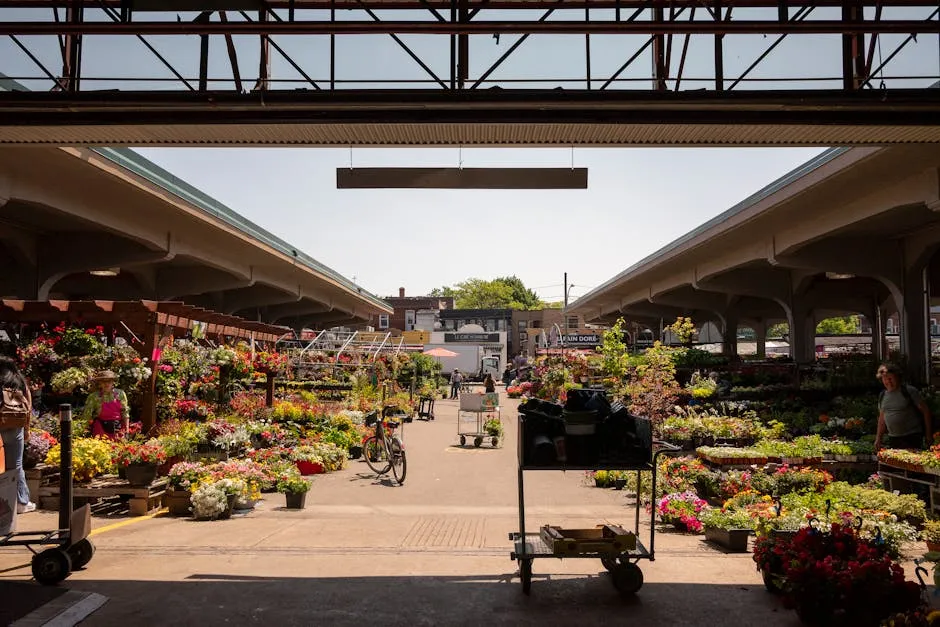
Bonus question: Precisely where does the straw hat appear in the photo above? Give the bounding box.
[92,370,118,383]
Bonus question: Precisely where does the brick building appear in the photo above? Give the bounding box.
[380,287,453,335]
[511,309,590,356]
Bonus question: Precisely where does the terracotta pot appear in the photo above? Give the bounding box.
[926,540,940,552]
[165,489,192,516]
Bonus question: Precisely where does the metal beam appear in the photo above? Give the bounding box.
[5,0,935,8]
[3,19,940,35]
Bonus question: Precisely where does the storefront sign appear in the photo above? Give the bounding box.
[563,334,600,346]
[444,333,500,343]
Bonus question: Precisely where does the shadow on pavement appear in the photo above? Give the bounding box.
[62,574,800,627]
[0,580,68,625]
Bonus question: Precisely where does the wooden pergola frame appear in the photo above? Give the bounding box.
[0,299,291,431]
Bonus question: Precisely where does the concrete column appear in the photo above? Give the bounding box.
[901,264,930,384]
[788,301,816,363]
[753,320,767,359]
[722,314,739,358]
[870,305,885,362]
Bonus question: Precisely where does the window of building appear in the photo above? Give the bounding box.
[405,310,416,331]
[567,316,579,329]
[886,318,896,334]
[378,314,389,329]
[518,320,528,334]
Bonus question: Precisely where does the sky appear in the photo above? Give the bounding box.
[1,6,937,303]
[134,145,827,303]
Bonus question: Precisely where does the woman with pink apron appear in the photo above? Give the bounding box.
[82,370,130,440]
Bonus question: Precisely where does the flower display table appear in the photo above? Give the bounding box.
[39,475,169,516]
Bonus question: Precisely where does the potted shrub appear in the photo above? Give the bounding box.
[610,470,627,490]
[277,472,311,510]
[922,519,940,552]
[484,418,504,447]
[700,508,754,552]
[113,441,168,486]
[593,470,610,488]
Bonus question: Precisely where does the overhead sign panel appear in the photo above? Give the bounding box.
[445,333,500,343]
[337,167,588,190]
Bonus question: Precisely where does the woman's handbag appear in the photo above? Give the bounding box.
[0,387,29,430]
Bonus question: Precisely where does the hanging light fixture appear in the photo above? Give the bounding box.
[89,268,120,277]
[336,167,588,190]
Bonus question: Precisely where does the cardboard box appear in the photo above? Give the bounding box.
[539,524,637,555]
[460,393,499,412]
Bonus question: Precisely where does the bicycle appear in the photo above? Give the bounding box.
[362,410,407,485]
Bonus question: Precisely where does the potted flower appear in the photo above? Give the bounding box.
[191,480,229,521]
[277,472,311,510]
[484,418,504,447]
[166,461,208,516]
[592,470,610,488]
[292,445,325,475]
[610,470,627,491]
[700,508,754,552]
[922,519,940,552]
[656,491,709,533]
[24,430,57,470]
[113,441,167,486]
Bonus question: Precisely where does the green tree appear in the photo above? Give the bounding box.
[541,301,564,309]
[667,316,697,345]
[431,277,546,310]
[767,323,789,338]
[496,275,542,310]
[599,317,630,380]
[816,316,860,335]
[428,286,457,298]
[453,278,516,309]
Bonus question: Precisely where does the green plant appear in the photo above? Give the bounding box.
[668,316,698,345]
[276,472,311,494]
[700,508,755,531]
[46,437,114,482]
[922,519,940,544]
[484,418,504,438]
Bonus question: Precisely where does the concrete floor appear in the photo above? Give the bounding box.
[0,396,827,626]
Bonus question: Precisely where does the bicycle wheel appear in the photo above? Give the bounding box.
[390,437,407,485]
[362,436,391,475]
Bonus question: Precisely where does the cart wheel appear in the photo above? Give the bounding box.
[611,563,643,596]
[491,437,499,448]
[67,538,95,570]
[460,436,466,446]
[474,437,483,447]
[601,557,618,572]
[32,548,72,585]
[519,559,533,595]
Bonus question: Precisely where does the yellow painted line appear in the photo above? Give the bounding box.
[89,508,165,537]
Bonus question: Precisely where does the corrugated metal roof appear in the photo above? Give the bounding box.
[2,123,940,146]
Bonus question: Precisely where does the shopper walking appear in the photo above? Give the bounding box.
[502,365,513,388]
[449,369,462,400]
[0,355,35,513]
[483,374,496,393]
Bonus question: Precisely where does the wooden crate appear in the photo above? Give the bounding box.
[539,524,637,555]
[39,475,168,516]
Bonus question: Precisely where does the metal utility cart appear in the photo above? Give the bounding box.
[457,392,500,447]
[509,410,678,596]
[0,404,95,585]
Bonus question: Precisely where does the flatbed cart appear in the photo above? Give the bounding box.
[457,392,501,448]
[510,424,680,596]
[0,404,94,585]
[416,397,435,421]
